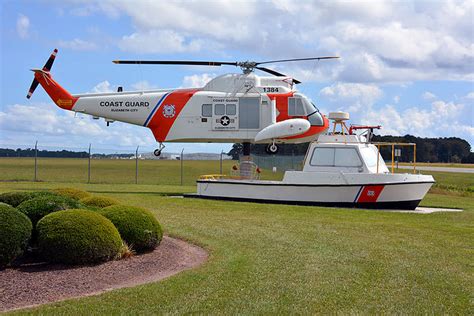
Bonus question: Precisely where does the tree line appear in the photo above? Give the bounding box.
[227,135,474,163]
[0,148,134,159]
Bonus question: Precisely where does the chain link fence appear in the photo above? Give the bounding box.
[0,143,302,185]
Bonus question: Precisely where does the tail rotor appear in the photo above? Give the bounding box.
[26,48,58,99]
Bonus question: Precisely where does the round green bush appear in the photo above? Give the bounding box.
[99,205,163,252]
[17,195,81,226]
[37,209,122,265]
[80,196,119,208]
[52,188,91,200]
[0,206,32,268]
[0,191,32,207]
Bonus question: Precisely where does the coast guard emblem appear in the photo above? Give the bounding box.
[162,104,176,118]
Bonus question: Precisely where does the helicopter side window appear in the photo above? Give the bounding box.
[202,104,212,117]
[226,104,236,115]
[288,97,305,116]
[215,104,225,115]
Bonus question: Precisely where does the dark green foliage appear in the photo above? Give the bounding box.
[52,187,91,200]
[0,206,32,268]
[37,209,122,265]
[228,135,472,163]
[373,135,472,163]
[17,195,81,226]
[0,191,32,207]
[99,205,163,252]
[80,196,119,208]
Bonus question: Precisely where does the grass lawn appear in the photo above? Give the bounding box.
[0,158,284,185]
[1,175,472,314]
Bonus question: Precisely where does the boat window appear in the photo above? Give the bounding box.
[226,104,236,115]
[215,104,225,115]
[288,97,305,116]
[360,147,379,168]
[310,148,335,166]
[335,148,362,167]
[202,104,212,117]
[310,147,362,167]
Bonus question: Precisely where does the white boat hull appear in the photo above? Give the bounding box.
[194,178,434,210]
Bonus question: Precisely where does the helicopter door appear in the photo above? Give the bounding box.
[239,97,260,129]
[212,98,238,130]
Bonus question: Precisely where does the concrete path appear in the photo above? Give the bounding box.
[398,166,474,173]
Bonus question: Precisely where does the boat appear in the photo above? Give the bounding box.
[190,112,435,210]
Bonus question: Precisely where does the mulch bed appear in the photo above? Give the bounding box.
[0,236,208,312]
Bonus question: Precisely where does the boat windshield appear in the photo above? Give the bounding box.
[360,146,380,168]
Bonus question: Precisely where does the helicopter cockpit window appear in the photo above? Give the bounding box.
[202,104,212,117]
[288,97,305,116]
[226,104,236,115]
[215,104,225,115]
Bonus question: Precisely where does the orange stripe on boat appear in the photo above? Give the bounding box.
[356,185,385,203]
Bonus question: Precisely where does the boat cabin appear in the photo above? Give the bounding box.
[302,134,390,174]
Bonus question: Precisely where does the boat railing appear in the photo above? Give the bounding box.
[372,142,417,174]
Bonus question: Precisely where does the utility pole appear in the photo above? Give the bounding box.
[220,150,223,174]
[135,146,139,184]
[34,140,38,182]
[180,148,184,186]
[88,143,91,183]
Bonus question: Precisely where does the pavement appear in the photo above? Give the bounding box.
[389,207,463,214]
[397,165,474,173]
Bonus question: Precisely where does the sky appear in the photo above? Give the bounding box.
[1,0,473,154]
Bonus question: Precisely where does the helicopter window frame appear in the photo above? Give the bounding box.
[288,97,305,116]
[215,104,225,116]
[226,104,236,115]
[201,104,212,117]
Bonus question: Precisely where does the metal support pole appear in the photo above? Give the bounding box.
[413,144,417,174]
[292,149,295,170]
[391,144,395,174]
[376,144,380,173]
[88,143,91,184]
[220,150,223,174]
[135,146,139,184]
[180,148,184,186]
[34,140,38,182]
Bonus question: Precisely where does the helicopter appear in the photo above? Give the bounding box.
[27,49,338,156]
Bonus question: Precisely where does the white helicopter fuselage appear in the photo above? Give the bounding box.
[71,73,328,144]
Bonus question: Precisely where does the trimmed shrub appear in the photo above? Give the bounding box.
[52,187,91,201]
[0,191,31,207]
[0,206,32,268]
[80,196,119,208]
[37,209,122,265]
[28,191,61,199]
[17,195,81,226]
[99,205,163,252]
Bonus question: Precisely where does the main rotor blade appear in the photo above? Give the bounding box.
[255,66,301,84]
[112,60,238,66]
[257,56,339,65]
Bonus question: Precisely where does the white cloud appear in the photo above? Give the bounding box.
[319,82,383,111]
[361,100,472,142]
[0,102,155,148]
[182,73,215,88]
[464,92,474,100]
[422,91,437,100]
[130,80,158,91]
[393,96,400,104]
[16,14,30,39]
[58,0,473,83]
[118,30,203,54]
[91,81,114,93]
[58,38,98,51]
